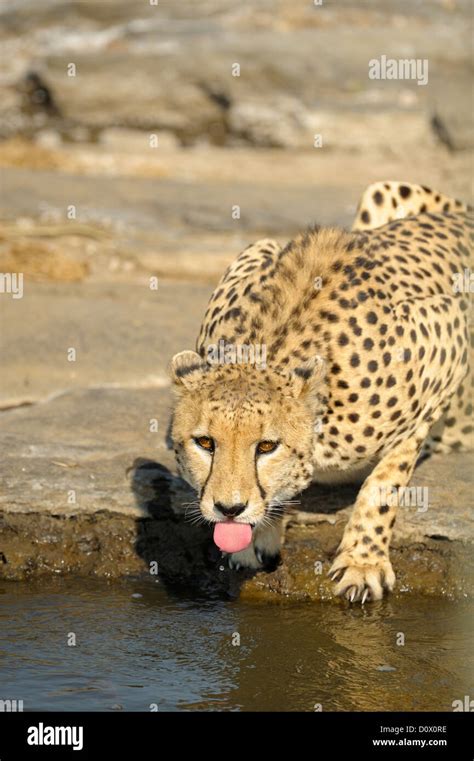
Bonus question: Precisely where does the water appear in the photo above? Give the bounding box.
[0,578,471,712]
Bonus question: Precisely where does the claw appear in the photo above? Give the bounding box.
[330,549,395,603]
[256,550,263,564]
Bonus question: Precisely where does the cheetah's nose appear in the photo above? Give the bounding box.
[214,502,247,518]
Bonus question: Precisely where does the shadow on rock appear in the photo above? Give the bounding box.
[129,458,364,600]
[299,480,360,514]
[129,457,250,599]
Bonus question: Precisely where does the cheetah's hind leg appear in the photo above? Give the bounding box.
[423,375,474,456]
[352,181,470,231]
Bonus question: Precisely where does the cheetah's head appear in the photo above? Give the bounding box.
[168,350,325,554]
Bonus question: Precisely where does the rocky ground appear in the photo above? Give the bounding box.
[0,0,472,598]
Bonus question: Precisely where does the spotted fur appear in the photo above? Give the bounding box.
[353,180,471,231]
[169,182,473,602]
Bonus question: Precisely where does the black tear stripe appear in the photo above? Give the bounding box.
[199,452,214,504]
[254,452,267,501]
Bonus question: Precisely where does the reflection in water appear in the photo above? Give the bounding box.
[0,578,471,712]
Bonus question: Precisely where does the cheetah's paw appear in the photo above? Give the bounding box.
[328,551,395,603]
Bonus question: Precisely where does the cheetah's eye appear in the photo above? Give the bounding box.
[256,440,279,455]
[194,435,215,453]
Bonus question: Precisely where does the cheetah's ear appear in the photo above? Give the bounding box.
[286,355,326,399]
[169,350,209,391]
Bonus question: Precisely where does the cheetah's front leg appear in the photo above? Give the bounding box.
[228,521,282,571]
[329,425,429,603]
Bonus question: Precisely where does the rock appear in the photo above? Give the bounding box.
[0,166,354,242]
[0,381,472,598]
[305,108,435,153]
[100,127,179,152]
[228,96,311,148]
[0,281,210,406]
[229,101,435,152]
[35,129,63,149]
[0,0,471,149]
[0,237,89,283]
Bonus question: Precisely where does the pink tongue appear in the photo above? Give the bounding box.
[213,522,252,553]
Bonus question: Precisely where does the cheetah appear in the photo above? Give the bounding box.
[169,181,473,603]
